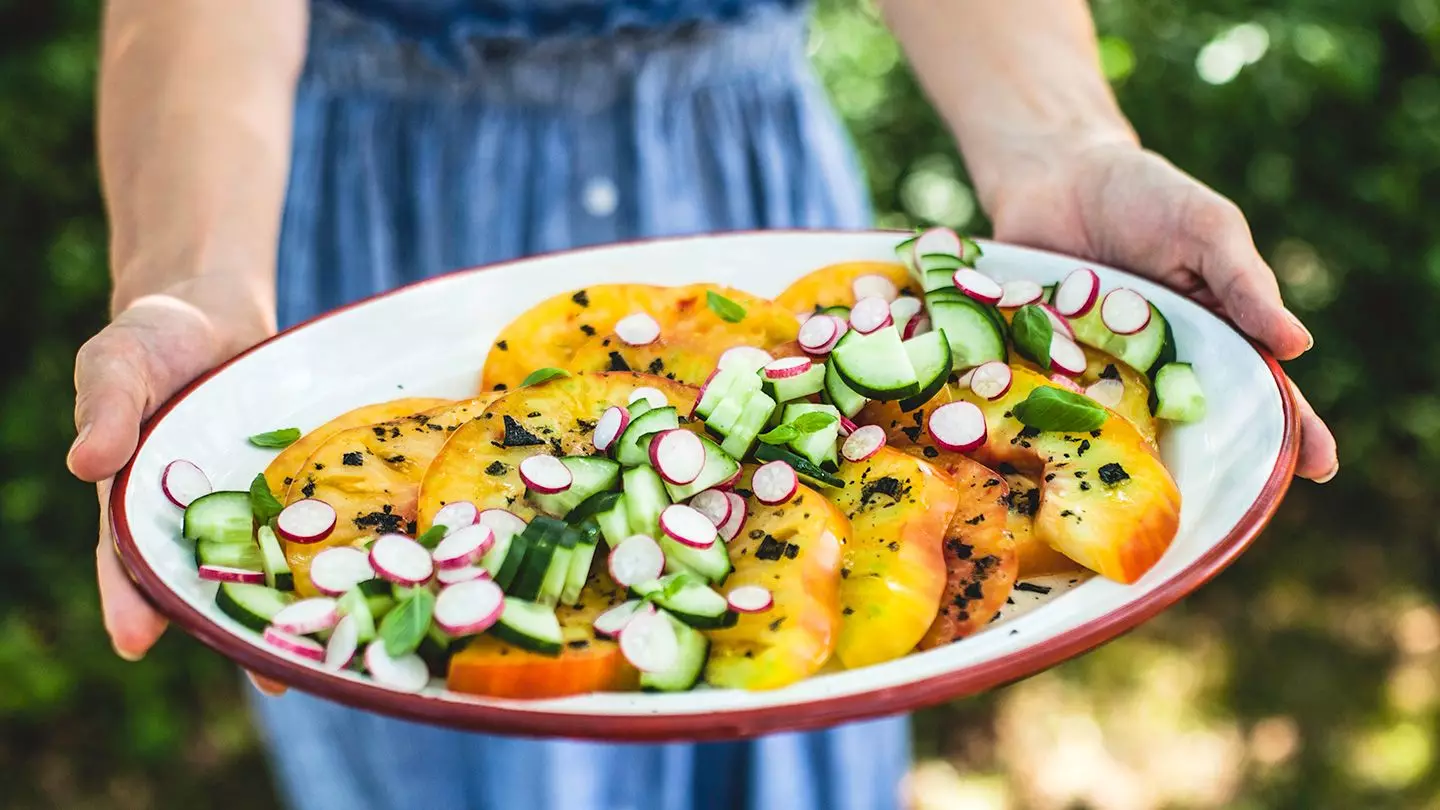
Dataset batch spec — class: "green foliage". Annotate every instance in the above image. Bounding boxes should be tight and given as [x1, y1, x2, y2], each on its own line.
[3, 0, 1437, 807]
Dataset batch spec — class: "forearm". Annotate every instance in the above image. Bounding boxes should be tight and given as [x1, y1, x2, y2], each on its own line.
[98, 0, 307, 344]
[878, 0, 1136, 212]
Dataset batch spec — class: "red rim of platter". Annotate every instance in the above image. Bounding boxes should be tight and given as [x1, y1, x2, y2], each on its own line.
[108, 229, 1300, 743]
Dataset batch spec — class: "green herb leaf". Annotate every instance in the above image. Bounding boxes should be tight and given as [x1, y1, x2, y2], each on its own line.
[415, 524, 449, 549]
[248, 427, 301, 448]
[248, 473, 284, 524]
[757, 425, 800, 445]
[379, 587, 436, 657]
[706, 291, 747, 323]
[1012, 386, 1108, 432]
[521, 367, 571, 387]
[791, 411, 838, 434]
[1011, 305, 1054, 370]
[958, 237, 984, 267]
[661, 572, 699, 601]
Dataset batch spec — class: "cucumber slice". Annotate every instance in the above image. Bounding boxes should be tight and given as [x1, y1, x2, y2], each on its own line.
[510, 516, 568, 602]
[614, 407, 680, 467]
[695, 367, 757, 420]
[337, 587, 377, 642]
[537, 543, 574, 607]
[561, 522, 601, 606]
[1068, 302, 1175, 378]
[830, 326, 920, 400]
[760, 363, 825, 403]
[595, 494, 631, 548]
[529, 456, 620, 517]
[719, 390, 777, 460]
[660, 534, 733, 584]
[753, 443, 844, 488]
[183, 491, 253, 545]
[822, 359, 870, 418]
[663, 435, 741, 502]
[491, 522, 532, 591]
[639, 612, 710, 692]
[622, 465, 671, 537]
[926, 295, 1007, 370]
[1151, 362, 1206, 422]
[894, 234, 918, 268]
[256, 525, 294, 591]
[564, 490, 623, 525]
[819, 305, 852, 319]
[195, 538, 263, 571]
[781, 403, 841, 471]
[215, 582, 294, 632]
[897, 329, 953, 413]
[703, 389, 750, 437]
[626, 398, 654, 419]
[489, 598, 563, 656]
[631, 574, 738, 630]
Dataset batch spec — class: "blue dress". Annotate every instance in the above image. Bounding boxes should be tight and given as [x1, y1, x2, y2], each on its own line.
[255, 2, 910, 808]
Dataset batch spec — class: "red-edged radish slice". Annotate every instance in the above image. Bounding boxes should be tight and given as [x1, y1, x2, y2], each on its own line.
[615, 312, 661, 346]
[997, 279, 1045, 309]
[1053, 268, 1100, 317]
[363, 641, 430, 693]
[798, 315, 839, 354]
[1048, 335, 1087, 377]
[628, 387, 667, 410]
[518, 454, 572, 494]
[752, 461, 798, 505]
[430, 500, 479, 535]
[714, 466, 743, 491]
[431, 523, 496, 570]
[161, 460, 211, 508]
[477, 508, 527, 542]
[1085, 378, 1125, 407]
[593, 600, 654, 638]
[952, 269, 1003, 305]
[718, 491, 748, 542]
[890, 296, 923, 327]
[727, 585, 774, 613]
[433, 578, 505, 636]
[1049, 373, 1085, 393]
[829, 315, 851, 339]
[198, 564, 265, 584]
[275, 499, 338, 544]
[649, 429, 707, 486]
[901, 313, 930, 340]
[592, 405, 630, 453]
[1039, 304, 1076, 340]
[849, 296, 894, 335]
[264, 627, 326, 662]
[324, 614, 360, 670]
[271, 597, 340, 635]
[688, 489, 732, 528]
[436, 565, 491, 586]
[1101, 288, 1151, 335]
[838, 416, 859, 438]
[717, 346, 774, 374]
[608, 534, 665, 587]
[955, 367, 978, 389]
[763, 357, 813, 380]
[912, 227, 962, 262]
[841, 425, 887, 463]
[853, 273, 899, 303]
[968, 361, 1013, 400]
[309, 546, 375, 596]
[619, 609, 680, 673]
[928, 401, 988, 452]
[369, 533, 434, 586]
[659, 504, 718, 549]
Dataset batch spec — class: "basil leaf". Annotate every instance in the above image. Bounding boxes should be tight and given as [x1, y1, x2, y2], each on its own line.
[248, 473, 284, 524]
[1012, 386, 1108, 432]
[757, 425, 799, 445]
[415, 524, 448, 549]
[1011, 305, 1054, 370]
[248, 427, 301, 448]
[661, 572, 698, 601]
[791, 411, 838, 434]
[706, 291, 747, 323]
[379, 587, 436, 657]
[521, 367, 571, 387]
[958, 237, 984, 267]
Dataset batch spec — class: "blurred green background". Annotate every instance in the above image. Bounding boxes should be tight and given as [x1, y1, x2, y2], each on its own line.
[3, 0, 1438, 808]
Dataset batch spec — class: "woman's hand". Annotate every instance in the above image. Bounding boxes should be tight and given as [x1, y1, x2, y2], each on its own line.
[984, 139, 1339, 482]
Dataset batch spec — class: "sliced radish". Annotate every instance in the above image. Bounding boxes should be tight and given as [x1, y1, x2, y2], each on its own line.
[619, 609, 680, 673]
[608, 534, 665, 587]
[890, 296, 923, 328]
[518, 454, 572, 494]
[363, 641, 430, 693]
[477, 508, 528, 542]
[718, 491, 748, 542]
[952, 269, 1003, 305]
[912, 226, 962, 262]
[324, 614, 360, 670]
[271, 597, 340, 635]
[717, 346, 774, 374]
[849, 296, 894, 334]
[1085, 378, 1125, 407]
[368, 533, 434, 586]
[997, 279, 1045, 308]
[853, 274, 899, 303]
[955, 367, 977, 389]
[615, 312, 661, 346]
[928, 401, 987, 453]
[659, 504, 718, 549]
[198, 564, 265, 584]
[969, 361, 1013, 400]
[1039, 304, 1076, 340]
[436, 565, 491, 586]
[688, 489, 732, 528]
[841, 425, 887, 463]
[431, 501, 479, 535]
[263, 627, 325, 662]
[628, 387, 667, 410]
[839, 416, 859, 438]
[161, 460, 211, 508]
[727, 585, 774, 613]
[902, 313, 931, 340]
[752, 461, 798, 505]
[593, 600, 654, 638]
[275, 499, 338, 544]
[431, 523, 495, 570]
[763, 357, 813, 380]
[1048, 335, 1088, 377]
[590, 406, 629, 454]
[1053, 268, 1100, 317]
[309, 546, 375, 596]
[433, 578, 505, 636]
[649, 429, 706, 486]
[1049, 373, 1085, 393]
[798, 315, 839, 354]
[1101, 288, 1151, 335]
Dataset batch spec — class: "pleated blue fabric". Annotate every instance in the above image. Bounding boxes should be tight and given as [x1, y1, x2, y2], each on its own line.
[257, 3, 909, 809]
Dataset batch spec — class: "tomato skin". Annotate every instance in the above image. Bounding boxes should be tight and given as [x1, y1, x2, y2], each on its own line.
[263, 397, 451, 496]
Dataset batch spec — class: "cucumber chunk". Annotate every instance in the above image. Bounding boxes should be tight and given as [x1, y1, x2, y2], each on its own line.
[639, 612, 710, 692]
[830, 326, 920, 400]
[1068, 302, 1175, 378]
[695, 367, 758, 420]
[195, 538, 263, 571]
[614, 407, 680, 467]
[1151, 362, 1206, 422]
[489, 598, 563, 656]
[595, 494, 631, 549]
[822, 359, 869, 418]
[897, 329, 953, 412]
[622, 465, 671, 537]
[925, 294, 1006, 370]
[215, 582, 294, 632]
[631, 573, 738, 630]
[760, 363, 825, 403]
[719, 390, 777, 461]
[781, 403, 841, 471]
[183, 491, 253, 545]
[256, 525, 294, 591]
[561, 522, 601, 607]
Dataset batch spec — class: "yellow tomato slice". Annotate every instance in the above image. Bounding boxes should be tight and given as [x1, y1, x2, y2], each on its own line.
[261, 397, 451, 496]
[773, 261, 919, 316]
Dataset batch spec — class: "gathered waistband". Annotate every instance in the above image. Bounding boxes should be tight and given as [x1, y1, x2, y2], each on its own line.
[303, 0, 814, 110]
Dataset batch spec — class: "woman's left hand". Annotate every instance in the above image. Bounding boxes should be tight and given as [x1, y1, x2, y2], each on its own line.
[983, 140, 1338, 482]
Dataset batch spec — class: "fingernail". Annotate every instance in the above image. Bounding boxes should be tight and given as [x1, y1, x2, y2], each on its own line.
[67, 423, 92, 467]
[1315, 463, 1339, 484]
[114, 644, 144, 663]
[1284, 309, 1314, 352]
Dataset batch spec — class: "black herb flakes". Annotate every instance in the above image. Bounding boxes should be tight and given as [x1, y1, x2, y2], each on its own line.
[1077, 439, 1091, 457]
[496, 340, 509, 351]
[923, 446, 939, 458]
[494, 383, 508, 391]
[842, 607, 854, 616]
[301, 480, 317, 498]
[647, 358, 665, 374]
[607, 351, 631, 372]
[1099, 364, 1120, 381]
[946, 540, 973, 559]
[964, 514, 985, 525]
[354, 510, 405, 534]
[1080, 481, 1091, 491]
[900, 426, 922, 443]
[580, 324, 595, 336]
[1015, 582, 1052, 595]
[768, 617, 786, 632]
[571, 290, 590, 307]
[385, 455, 406, 464]
[860, 476, 903, 507]
[1018, 426, 1041, 439]
[371, 426, 387, 438]
[485, 461, 508, 476]
[1098, 462, 1130, 485]
[755, 535, 787, 561]
[342, 452, 364, 466]
[501, 415, 545, 447]
[783, 544, 799, 560]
